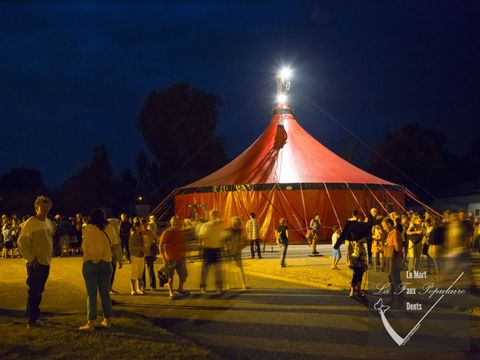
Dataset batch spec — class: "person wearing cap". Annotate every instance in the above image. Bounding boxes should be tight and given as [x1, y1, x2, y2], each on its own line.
[17, 195, 54, 328]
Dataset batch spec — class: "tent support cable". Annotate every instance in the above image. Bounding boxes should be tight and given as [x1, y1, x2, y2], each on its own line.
[364, 183, 389, 214]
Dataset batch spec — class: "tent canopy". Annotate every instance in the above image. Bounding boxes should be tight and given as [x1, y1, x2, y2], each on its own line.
[184, 111, 395, 189]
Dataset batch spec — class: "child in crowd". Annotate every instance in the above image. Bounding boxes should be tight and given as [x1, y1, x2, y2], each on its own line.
[331, 225, 341, 269]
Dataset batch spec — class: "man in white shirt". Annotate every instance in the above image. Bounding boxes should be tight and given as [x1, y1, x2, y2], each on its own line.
[17, 195, 54, 328]
[198, 209, 224, 294]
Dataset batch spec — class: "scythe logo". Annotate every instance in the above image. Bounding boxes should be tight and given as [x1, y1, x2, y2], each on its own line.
[367, 261, 471, 351]
[373, 273, 464, 346]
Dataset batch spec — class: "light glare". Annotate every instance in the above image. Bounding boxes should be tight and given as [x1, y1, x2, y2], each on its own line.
[279, 67, 292, 80]
[277, 93, 288, 103]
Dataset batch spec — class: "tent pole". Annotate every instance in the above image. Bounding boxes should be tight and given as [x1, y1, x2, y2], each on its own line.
[233, 188, 249, 219]
[299, 183, 309, 233]
[324, 183, 342, 230]
[275, 183, 306, 236]
[258, 185, 283, 250]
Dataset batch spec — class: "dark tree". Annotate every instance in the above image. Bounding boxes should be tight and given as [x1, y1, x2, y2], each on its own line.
[367, 123, 454, 199]
[137, 82, 227, 193]
[53, 145, 114, 214]
[112, 168, 138, 213]
[0, 168, 49, 215]
[136, 151, 156, 195]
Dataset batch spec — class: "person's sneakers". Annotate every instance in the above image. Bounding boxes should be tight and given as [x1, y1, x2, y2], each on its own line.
[200, 286, 207, 294]
[215, 287, 223, 295]
[130, 290, 138, 296]
[100, 318, 111, 328]
[79, 321, 96, 331]
[109, 289, 119, 295]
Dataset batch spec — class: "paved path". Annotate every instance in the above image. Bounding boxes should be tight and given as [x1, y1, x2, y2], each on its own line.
[0, 245, 479, 359]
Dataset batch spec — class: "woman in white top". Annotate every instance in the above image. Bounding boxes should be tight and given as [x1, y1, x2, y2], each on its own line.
[79, 208, 120, 330]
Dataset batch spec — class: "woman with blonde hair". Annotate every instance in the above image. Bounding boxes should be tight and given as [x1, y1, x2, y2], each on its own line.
[79, 208, 122, 330]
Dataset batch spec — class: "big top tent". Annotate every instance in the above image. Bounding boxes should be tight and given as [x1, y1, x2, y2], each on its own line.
[166, 69, 416, 243]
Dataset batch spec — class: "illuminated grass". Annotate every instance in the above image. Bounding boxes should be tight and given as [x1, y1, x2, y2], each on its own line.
[0, 314, 213, 360]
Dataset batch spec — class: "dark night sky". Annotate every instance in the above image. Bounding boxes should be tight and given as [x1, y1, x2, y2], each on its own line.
[1, 0, 479, 187]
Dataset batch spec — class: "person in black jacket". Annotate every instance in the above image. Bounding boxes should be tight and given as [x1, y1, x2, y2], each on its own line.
[119, 213, 132, 262]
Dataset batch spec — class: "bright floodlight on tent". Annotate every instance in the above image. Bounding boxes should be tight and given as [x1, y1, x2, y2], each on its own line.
[276, 67, 292, 97]
[279, 67, 292, 81]
[276, 93, 288, 104]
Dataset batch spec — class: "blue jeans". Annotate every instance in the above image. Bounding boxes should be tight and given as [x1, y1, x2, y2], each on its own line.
[142, 255, 156, 289]
[82, 261, 113, 321]
[280, 243, 288, 266]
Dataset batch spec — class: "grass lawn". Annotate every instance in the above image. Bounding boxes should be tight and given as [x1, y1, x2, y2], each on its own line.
[0, 313, 214, 360]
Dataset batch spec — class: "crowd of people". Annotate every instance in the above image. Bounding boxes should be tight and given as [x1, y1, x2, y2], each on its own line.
[334, 207, 479, 305]
[2, 195, 479, 328]
[4, 196, 255, 329]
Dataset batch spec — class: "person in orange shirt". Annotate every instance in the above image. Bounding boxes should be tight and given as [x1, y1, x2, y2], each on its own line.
[382, 218, 404, 307]
[160, 216, 188, 300]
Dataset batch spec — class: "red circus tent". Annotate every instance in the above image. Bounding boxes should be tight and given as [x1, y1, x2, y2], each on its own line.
[171, 102, 409, 244]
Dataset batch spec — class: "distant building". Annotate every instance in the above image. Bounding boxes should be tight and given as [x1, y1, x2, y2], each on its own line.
[433, 179, 480, 216]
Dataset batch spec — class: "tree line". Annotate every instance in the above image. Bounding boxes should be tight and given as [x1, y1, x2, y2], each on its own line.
[1, 82, 478, 215]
